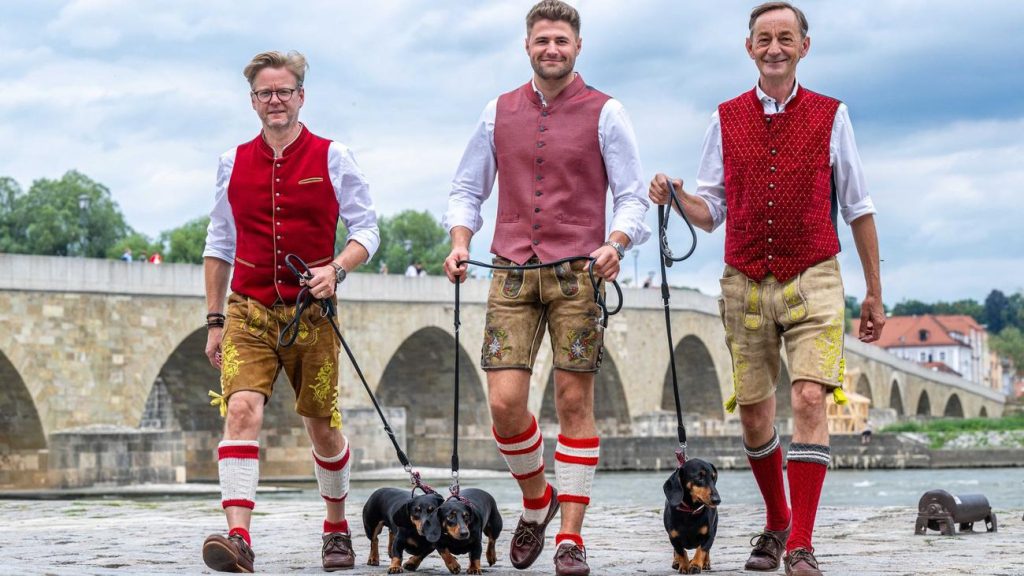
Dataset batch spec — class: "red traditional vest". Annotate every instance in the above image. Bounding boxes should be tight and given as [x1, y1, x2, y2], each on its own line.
[720, 87, 840, 282]
[228, 126, 339, 306]
[492, 75, 611, 264]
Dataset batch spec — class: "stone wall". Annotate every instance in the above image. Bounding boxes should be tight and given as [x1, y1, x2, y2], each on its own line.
[46, 427, 186, 488]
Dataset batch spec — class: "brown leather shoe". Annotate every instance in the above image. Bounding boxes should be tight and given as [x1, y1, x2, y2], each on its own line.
[744, 524, 790, 571]
[553, 543, 590, 576]
[322, 532, 356, 571]
[202, 533, 255, 573]
[784, 547, 823, 576]
[509, 487, 561, 569]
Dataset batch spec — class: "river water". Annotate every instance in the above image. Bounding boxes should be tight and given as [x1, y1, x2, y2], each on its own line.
[271, 467, 1024, 511]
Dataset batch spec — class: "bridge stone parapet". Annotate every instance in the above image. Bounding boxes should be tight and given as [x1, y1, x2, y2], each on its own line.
[0, 254, 1007, 488]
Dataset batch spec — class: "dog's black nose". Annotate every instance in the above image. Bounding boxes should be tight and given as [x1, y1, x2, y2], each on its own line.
[712, 494, 722, 506]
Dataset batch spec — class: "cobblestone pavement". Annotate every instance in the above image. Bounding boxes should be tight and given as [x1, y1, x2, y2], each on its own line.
[1, 498, 1021, 575]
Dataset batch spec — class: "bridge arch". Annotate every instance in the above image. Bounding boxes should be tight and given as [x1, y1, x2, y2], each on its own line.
[378, 326, 489, 443]
[943, 394, 964, 418]
[540, 349, 631, 436]
[979, 406, 988, 418]
[0, 348, 46, 451]
[146, 327, 306, 479]
[855, 373, 873, 404]
[660, 335, 722, 419]
[916, 390, 931, 417]
[889, 378, 905, 416]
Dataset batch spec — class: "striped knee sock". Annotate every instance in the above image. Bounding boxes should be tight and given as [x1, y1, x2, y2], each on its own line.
[493, 416, 545, 482]
[554, 435, 599, 506]
[218, 440, 259, 511]
[744, 428, 791, 531]
[313, 440, 351, 504]
[786, 443, 830, 552]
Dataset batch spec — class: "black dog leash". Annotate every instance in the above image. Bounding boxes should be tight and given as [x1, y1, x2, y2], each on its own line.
[278, 254, 434, 494]
[657, 180, 698, 464]
[448, 256, 623, 497]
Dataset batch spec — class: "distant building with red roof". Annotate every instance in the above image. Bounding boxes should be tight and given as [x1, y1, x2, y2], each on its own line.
[855, 314, 992, 389]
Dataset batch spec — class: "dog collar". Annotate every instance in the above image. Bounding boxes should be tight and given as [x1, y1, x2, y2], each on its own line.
[676, 503, 706, 515]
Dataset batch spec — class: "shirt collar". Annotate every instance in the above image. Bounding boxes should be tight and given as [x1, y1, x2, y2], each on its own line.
[755, 79, 799, 113]
[531, 73, 578, 107]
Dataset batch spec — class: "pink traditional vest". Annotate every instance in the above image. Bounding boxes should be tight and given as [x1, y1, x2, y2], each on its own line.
[491, 75, 611, 264]
[228, 126, 339, 306]
[719, 87, 841, 282]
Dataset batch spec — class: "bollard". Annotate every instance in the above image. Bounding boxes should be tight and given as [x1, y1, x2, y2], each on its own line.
[914, 489, 997, 535]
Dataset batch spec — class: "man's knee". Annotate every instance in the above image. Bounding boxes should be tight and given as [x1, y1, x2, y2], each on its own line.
[554, 376, 594, 422]
[792, 381, 827, 415]
[739, 397, 775, 437]
[225, 392, 264, 437]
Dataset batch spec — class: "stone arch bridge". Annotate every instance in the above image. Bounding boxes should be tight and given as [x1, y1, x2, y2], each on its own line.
[0, 255, 1004, 488]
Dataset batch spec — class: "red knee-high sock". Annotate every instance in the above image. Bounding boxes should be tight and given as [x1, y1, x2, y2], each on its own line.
[745, 429, 790, 531]
[786, 443, 830, 552]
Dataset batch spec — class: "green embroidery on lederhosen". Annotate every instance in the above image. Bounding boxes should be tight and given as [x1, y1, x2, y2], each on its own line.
[562, 328, 597, 363]
[501, 269, 525, 298]
[782, 277, 807, 321]
[554, 262, 580, 297]
[483, 328, 512, 363]
[743, 280, 763, 330]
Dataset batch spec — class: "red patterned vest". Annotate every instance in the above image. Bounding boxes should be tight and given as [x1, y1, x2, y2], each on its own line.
[492, 75, 611, 264]
[228, 126, 339, 306]
[720, 87, 840, 282]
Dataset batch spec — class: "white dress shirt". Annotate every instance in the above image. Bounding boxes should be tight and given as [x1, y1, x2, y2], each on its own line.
[203, 140, 380, 264]
[694, 82, 876, 232]
[443, 80, 651, 248]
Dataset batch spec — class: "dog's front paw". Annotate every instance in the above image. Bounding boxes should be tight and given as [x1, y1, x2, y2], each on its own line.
[686, 566, 702, 574]
[445, 562, 462, 574]
[387, 567, 405, 575]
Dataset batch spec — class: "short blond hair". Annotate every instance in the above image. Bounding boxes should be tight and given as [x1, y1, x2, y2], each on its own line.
[526, 0, 580, 36]
[243, 51, 308, 88]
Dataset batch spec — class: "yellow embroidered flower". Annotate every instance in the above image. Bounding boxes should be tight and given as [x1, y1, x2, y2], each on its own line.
[311, 358, 335, 407]
[220, 337, 243, 385]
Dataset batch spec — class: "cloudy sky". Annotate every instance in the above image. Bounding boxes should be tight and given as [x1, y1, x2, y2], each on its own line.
[2, 1, 1021, 304]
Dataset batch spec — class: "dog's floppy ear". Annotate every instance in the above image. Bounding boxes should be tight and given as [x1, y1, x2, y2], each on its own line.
[394, 501, 414, 529]
[663, 469, 684, 508]
[423, 507, 443, 544]
[710, 462, 718, 482]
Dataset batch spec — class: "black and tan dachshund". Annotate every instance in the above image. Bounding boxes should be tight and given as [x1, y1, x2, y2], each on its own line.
[363, 487, 444, 574]
[663, 458, 721, 574]
[431, 488, 503, 575]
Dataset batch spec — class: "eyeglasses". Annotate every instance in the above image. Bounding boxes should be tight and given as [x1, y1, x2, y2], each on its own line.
[251, 88, 299, 103]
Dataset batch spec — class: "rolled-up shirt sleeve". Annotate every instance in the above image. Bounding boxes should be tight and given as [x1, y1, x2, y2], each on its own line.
[443, 100, 498, 235]
[831, 104, 876, 224]
[202, 149, 237, 263]
[329, 142, 380, 260]
[693, 111, 728, 233]
[600, 100, 651, 247]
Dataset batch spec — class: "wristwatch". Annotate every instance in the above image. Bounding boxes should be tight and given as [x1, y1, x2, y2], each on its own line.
[330, 262, 347, 284]
[604, 241, 626, 260]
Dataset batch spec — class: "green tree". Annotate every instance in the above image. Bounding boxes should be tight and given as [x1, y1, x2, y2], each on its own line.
[368, 210, 448, 275]
[0, 177, 22, 253]
[991, 327, 1024, 378]
[161, 216, 210, 264]
[1, 170, 130, 257]
[107, 232, 162, 261]
[985, 289, 1010, 333]
[892, 299, 933, 316]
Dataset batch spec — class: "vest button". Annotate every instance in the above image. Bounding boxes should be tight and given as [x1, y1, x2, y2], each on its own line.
[533, 224, 541, 230]
[541, 111, 549, 117]
[275, 193, 280, 197]
[276, 164, 281, 168]
[277, 249, 282, 254]
[770, 148, 777, 155]
[276, 235, 282, 239]
[766, 116, 772, 123]
[768, 201, 774, 207]
[768, 183, 775, 190]
[533, 240, 540, 245]
[768, 238, 773, 243]
[277, 279, 283, 283]
[276, 206, 281, 211]
[536, 158, 543, 164]
[768, 255, 773, 260]
[275, 178, 280, 183]
[536, 175, 543, 181]
[767, 220, 773, 225]
[770, 166, 777, 172]
[536, 191, 542, 196]
[534, 207, 541, 213]
[537, 142, 544, 148]
[539, 126, 547, 132]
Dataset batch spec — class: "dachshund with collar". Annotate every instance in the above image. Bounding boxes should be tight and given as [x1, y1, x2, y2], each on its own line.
[663, 458, 721, 574]
[431, 488, 503, 574]
[363, 487, 444, 573]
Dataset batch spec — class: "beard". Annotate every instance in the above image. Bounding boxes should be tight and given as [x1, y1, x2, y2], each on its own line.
[531, 57, 574, 81]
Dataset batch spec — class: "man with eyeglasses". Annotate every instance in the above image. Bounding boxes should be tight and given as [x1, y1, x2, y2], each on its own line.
[201, 50, 379, 573]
